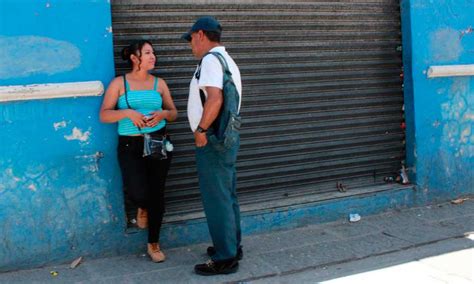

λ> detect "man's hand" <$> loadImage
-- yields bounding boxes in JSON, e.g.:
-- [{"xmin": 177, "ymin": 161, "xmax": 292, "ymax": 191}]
[
  {"xmin": 194, "ymin": 131, "xmax": 208, "ymax": 147},
  {"xmin": 193, "ymin": 86, "xmax": 222, "ymax": 147}
]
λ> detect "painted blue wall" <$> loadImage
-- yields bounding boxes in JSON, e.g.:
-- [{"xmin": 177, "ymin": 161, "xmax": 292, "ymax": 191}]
[
  {"xmin": 401, "ymin": 0, "xmax": 474, "ymax": 202},
  {"xmin": 0, "ymin": 0, "xmax": 145, "ymax": 271},
  {"xmin": 0, "ymin": 0, "xmax": 113, "ymax": 85}
]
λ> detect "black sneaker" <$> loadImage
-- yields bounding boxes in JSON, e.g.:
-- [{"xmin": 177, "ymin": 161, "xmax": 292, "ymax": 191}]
[
  {"xmin": 194, "ymin": 259, "xmax": 239, "ymax": 276},
  {"xmin": 207, "ymin": 245, "xmax": 243, "ymax": 260}
]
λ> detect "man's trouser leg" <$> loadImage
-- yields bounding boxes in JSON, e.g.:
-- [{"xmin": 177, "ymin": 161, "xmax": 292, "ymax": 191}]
[
  {"xmin": 196, "ymin": 140, "xmax": 240, "ymax": 261},
  {"xmin": 231, "ymin": 169, "xmax": 242, "ymax": 248}
]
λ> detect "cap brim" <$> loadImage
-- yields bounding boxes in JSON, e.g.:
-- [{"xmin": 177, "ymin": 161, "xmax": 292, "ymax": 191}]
[{"xmin": 181, "ymin": 32, "xmax": 192, "ymax": 42}]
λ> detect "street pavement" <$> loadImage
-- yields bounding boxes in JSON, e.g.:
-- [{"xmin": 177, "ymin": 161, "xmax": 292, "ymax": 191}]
[{"xmin": 1, "ymin": 198, "xmax": 473, "ymax": 283}]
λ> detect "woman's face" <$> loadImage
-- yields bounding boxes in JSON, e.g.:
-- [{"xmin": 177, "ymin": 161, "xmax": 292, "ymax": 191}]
[{"xmin": 134, "ymin": 43, "xmax": 156, "ymax": 71}]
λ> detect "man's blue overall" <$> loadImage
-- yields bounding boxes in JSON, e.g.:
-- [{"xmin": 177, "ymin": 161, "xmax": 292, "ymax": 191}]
[
  {"xmin": 195, "ymin": 135, "xmax": 241, "ymax": 261},
  {"xmin": 195, "ymin": 52, "xmax": 242, "ymax": 261}
]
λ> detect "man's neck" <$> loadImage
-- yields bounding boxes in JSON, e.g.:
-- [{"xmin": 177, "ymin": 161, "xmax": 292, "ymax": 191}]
[
  {"xmin": 208, "ymin": 42, "xmax": 221, "ymax": 50},
  {"xmin": 198, "ymin": 42, "xmax": 222, "ymax": 59},
  {"xmin": 204, "ymin": 43, "xmax": 222, "ymax": 55}
]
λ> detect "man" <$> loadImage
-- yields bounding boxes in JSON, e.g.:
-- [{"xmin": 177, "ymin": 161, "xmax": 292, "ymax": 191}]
[{"xmin": 182, "ymin": 16, "xmax": 243, "ymax": 276}]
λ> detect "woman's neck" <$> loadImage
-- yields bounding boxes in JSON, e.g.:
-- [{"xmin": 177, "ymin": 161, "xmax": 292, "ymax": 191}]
[{"xmin": 129, "ymin": 69, "xmax": 149, "ymax": 81}]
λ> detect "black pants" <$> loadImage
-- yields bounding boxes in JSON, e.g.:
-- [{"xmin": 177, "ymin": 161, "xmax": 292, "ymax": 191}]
[{"xmin": 117, "ymin": 130, "xmax": 172, "ymax": 243}]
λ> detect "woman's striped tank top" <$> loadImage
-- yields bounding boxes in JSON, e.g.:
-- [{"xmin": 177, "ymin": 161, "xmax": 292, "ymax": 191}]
[{"xmin": 117, "ymin": 75, "xmax": 166, "ymax": 135}]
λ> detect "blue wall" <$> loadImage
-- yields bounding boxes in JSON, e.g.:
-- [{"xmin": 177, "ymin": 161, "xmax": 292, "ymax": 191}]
[
  {"xmin": 0, "ymin": 0, "xmax": 141, "ymax": 271},
  {"xmin": 401, "ymin": 0, "xmax": 474, "ymax": 202}
]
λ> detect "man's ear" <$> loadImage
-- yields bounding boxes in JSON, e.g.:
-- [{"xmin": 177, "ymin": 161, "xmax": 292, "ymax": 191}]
[{"xmin": 198, "ymin": 30, "xmax": 205, "ymax": 41}]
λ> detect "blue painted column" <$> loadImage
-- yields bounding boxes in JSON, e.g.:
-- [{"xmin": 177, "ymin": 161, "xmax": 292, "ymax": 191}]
[
  {"xmin": 401, "ymin": 0, "xmax": 474, "ymax": 202},
  {"xmin": 0, "ymin": 0, "xmax": 145, "ymax": 271}
]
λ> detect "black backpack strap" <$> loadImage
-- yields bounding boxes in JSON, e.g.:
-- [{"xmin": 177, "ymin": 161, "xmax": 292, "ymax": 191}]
[
  {"xmin": 123, "ymin": 74, "xmax": 132, "ymax": 109},
  {"xmin": 208, "ymin": 52, "xmax": 232, "ymax": 78},
  {"xmin": 195, "ymin": 52, "xmax": 232, "ymax": 107},
  {"xmin": 195, "ymin": 56, "xmax": 206, "ymax": 107}
]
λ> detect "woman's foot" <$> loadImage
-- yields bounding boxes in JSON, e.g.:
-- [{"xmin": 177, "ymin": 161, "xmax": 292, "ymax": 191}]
[
  {"xmin": 137, "ymin": 208, "xmax": 148, "ymax": 229},
  {"xmin": 147, "ymin": 243, "xmax": 166, "ymax": 263}
]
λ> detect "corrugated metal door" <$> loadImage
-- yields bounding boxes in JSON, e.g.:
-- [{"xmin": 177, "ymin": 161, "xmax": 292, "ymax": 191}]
[{"xmin": 111, "ymin": 0, "xmax": 405, "ymax": 221}]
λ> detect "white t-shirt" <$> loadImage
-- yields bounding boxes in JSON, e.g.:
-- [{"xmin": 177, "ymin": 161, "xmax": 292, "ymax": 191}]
[{"xmin": 187, "ymin": 46, "xmax": 242, "ymax": 132}]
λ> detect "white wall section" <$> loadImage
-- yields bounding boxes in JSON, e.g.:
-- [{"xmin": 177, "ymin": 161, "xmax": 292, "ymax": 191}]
[{"xmin": 0, "ymin": 81, "xmax": 104, "ymax": 102}]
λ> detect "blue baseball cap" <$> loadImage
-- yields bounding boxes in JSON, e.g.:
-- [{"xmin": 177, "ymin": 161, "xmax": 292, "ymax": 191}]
[{"xmin": 181, "ymin": 16, "xmax": 222, "ymax": 42}]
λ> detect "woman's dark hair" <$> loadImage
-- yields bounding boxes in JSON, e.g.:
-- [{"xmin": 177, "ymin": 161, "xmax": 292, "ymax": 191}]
[{"xmin": 121, "ymin": 40, "xmax": 153, "ymax": 70}]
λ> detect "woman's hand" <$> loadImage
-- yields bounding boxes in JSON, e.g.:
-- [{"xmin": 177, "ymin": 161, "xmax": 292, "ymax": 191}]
[
  {"xmin": 126, "ymin": 109, "xmax": 147, "ymax": 128},
  {"xmin": 145, "ymin": 110, "xmax": 166, "ymax": 127}
]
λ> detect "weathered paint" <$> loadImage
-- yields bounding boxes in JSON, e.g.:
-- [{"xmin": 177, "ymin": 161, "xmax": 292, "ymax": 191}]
[
  {"xmin": 0, "ymin": 0, "xmax": 114, "ymax": 86},
  {"xmin": 0, "ymin": 36, "xmax": 81, "ymax": 79},
  {"xmin": 53, "ymin": 120, "xmax": 67, "ymax": 130},
  {"xmin": 0, "ymin": 0, "xmax": 125, "ymax": 271},
  {"xmin": 401, "ymin": 0, "xmax": 474, "ymax": 201}
]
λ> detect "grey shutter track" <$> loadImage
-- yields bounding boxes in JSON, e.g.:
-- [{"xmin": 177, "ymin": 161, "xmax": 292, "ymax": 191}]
[{"xmin": 111, "ymin": 0, "xmax": 404, "ymax": 221}]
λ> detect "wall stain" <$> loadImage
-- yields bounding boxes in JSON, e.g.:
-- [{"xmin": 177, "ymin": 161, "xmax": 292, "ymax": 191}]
[
  {"xmin": 0, "ymin": 159, "xmax": 113, "ymax": 266},
  {"xmin": 460, "ymin": 26, "xmax": 473, "ymax": 39},
  {"xmin": 429, "ymin": 28, "xmax": 463, "ymax": 62},
  {"xmin": 0, "ymin": 36, "xmax": 81, "ymax": 79},
  {"xmin": 0, "ymin": 168, "xmax": 21, "ymax": 194},
  {"xmin": 27, "ymin": 184, "xmax": 37, "ymax": 192},
  {"xmin": 53, "ymin": 121, "xmax": 67, "ymax": 131},
  {"xmin": 75, "ymin": 152, "xmax": 104, "ymax": 172},
  {"xmin": 64, "ymin": 127, "xmax": 91, "ymax": 143},
  {"xmin": 441, "ymin": 78, "xmax": 474, "ymax": 158}
]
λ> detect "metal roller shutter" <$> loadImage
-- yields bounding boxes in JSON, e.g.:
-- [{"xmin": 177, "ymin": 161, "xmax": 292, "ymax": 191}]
[{"xmin": 111, "ymin": 0, "xmax": 405, "ymax": 222}]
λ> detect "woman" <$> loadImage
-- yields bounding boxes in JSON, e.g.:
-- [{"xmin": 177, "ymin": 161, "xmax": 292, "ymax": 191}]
[{"xmin": 99, "ymin": 40, "xmax": 177, "ymax": 263}]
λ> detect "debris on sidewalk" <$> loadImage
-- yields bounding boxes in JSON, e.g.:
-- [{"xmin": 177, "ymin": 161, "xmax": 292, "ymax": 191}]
[
  {"xmin": 383, "ymin": 176, "xmax": 395, "ymax": 182},
  {"xmin": 337, "ymin": 181, "xmax": 347, "ymax": 192},
  {"xmin": 451, "ymin": 197, "xmax": 470, "ymax": 205},
  {"xmin": 399, "ymin": 166, "xmax": 409, "ymax": 184},
  {"xmin": 464, "ymin": 232, "xmax": 474, "ymax": 240},
  {"xmin": 70, "ymin": 257, "xmax": 83, "ymax": 269},
  {"xmin": 50, "ymin": 271, "xmax": 58, "ymax": 277},
  {"xmin": 349, "ymin": 213, "xmax": 361, "ymax": 222}
]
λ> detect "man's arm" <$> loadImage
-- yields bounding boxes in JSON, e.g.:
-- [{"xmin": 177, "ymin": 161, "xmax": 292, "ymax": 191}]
[{"xmin": 194, "ymin": 86, "xmax": 223, "ymax": 147}]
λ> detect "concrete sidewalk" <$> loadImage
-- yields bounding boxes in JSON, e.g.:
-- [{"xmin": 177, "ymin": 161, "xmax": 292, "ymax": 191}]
[{"xmin": 1, "ymin": 198, "xmax": 473, "ymax": 283}]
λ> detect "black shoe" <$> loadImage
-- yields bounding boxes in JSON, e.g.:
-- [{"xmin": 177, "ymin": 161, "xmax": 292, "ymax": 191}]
[
  {"xmin": 207, "ymin": 245, "xmax": 243, "ymax": 260},
  {"xmin": 194, "ymin": 259, "xmax": 239, "ymax": 276}
]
